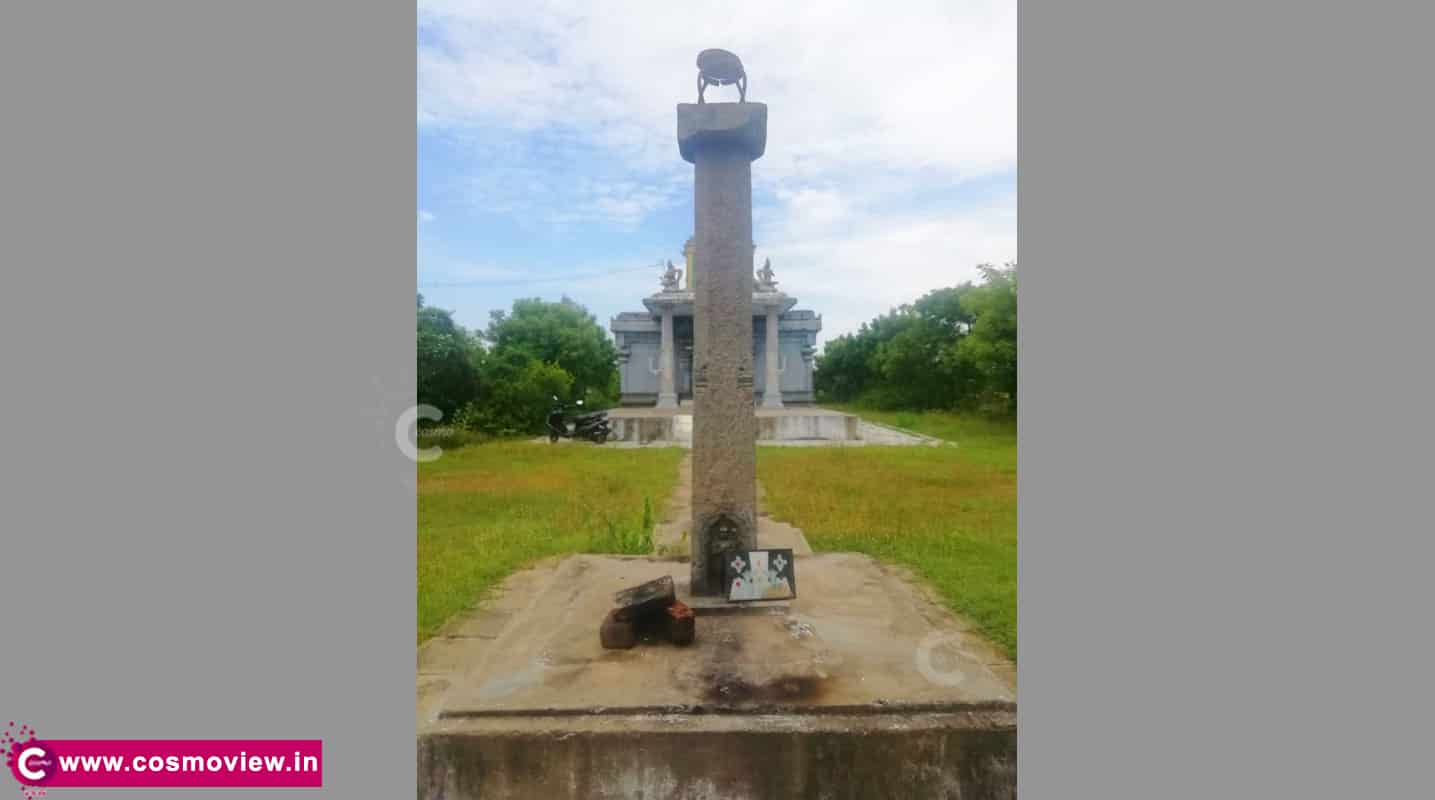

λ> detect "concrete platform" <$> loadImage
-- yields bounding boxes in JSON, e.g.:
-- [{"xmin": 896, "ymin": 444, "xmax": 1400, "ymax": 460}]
[
  {"xmin": 607, "ymin": 405, "xmax": 859, "ymax": 443},
  {"xmin": 418, "ymin": 554, "xmax": 1016, "ymax": 799}
]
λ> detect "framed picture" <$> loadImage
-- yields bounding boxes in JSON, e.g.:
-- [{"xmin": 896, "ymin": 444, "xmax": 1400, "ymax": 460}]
[{"xmin": 723, "ymin": 548, "xmax": 796, "ymax": 602}]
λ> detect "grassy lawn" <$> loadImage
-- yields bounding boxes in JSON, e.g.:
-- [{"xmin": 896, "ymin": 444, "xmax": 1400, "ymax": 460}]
[
  {"xmin": 823, "ymin": 403, "xmax": 1016, "ymax": 468},
  {"xmin": 759, "ymin": 408, "xmax": 1016, "ymax": 658},
  {"xmin": 418, "ymin": 441, "xmax": 684, "ymax": 643},
  {"xmin": 417, "ymin": 409, "xmax": 1015, "ymax": 659}
]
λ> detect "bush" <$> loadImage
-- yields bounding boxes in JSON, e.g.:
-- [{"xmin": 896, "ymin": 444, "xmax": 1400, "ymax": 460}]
[
  {"xmin": 483, "ymin": 297, "xmax": 618, "ymax": 404},
  {"xmin": 468, "ymin": 351, "xmax": 574, "ymax": 436},
  {"xmin": 417, "ymin": 295, "xmax": 621, "ymax": 439},
  {"xmin": 415, "ymin": 425, "xmax": 489, "ymax": 450},
  {"xmin": 417, "ymin": 298, "xmax": 482, "ymax": 419},
  {"xmin": 854, "ymin": 384, "xmax": 927, "ymax": 411}
]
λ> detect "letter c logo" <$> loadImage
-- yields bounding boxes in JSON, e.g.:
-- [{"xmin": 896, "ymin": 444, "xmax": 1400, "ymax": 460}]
[
  {"xmin": 397, "ymin": 404, "xmax": 443, "ymax": 462},
  {"xmin": 17, "ymin": 746, "xmax": 49, "ymax": 781}
]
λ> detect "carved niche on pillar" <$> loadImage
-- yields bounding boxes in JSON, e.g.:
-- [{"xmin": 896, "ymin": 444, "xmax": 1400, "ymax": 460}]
[{"xmin": 703, "ymin": 514, "xmax": 744, "ymax": 596}]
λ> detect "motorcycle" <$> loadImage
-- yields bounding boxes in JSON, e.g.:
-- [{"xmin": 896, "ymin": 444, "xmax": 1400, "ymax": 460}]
[{"xmin": 546, "ymin": 397, "xmax": 612, "ymax": 444}]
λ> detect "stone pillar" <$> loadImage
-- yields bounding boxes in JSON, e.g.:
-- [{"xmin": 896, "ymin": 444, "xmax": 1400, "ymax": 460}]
[
  {"xmin": 656, "ymin": 307, "xmax": 678, "ymax": 409},
  {"xmin": 761, "ymin": 307, "xmax": 784, "ymax": 409},
  {"xmin": 678, "ymin": 100, "xmax": 767, "ymax": 596},
  {"xmin": 683, "ymin": 237, "xmax": 696, "ymax": 291}
]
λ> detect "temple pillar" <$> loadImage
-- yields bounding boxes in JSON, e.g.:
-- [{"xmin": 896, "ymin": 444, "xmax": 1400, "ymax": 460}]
[
  {"xmin": 683, "ymin": 237, "xmax": 696, "ymax": 291},
  {"xmin": 761, "ymin": 306, "xmax": 784, "ymax": 408},
  {"xmin": 656, "ymin": 307, "xmax": 678, "ymax": 409}
]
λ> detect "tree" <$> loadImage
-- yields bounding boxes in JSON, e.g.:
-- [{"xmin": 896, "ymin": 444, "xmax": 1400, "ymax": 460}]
[
  {"xmin": 813, "ymin": 332, "xmax": 875, "ymax": 403},
  {"xmin": 482, "ymin": 297, "xmax": 617, "ymax": 404},
  {"xmin": 813, "ymin": 263, "xmax": 1016, "ymax": 414},
  {"xmin": 952, "ymin": 263, "xmax": 1017, "ymax": 412},
  {"xmin": 417, "ymin": 294, "xmax": 480, "ymax": 419},
  {"xmin": 463, "ymin": 349, "xmax": 573, "ymax": 436}
]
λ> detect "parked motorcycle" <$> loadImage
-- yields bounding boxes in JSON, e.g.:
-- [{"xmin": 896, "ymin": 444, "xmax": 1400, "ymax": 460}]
[{"xmin": 546, "ymin": 397, "xmax": 612, "ymax": 444}]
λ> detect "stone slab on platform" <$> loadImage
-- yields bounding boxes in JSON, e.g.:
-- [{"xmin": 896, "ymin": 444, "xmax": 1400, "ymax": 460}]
[
  {"xmin": 607, "ymin": 406, "xmax": 858, "ymax": 443},
  {"xmin": 418, "ymin": 552, "xmax": 1015, "ymax": 799},
  {"xmin": 757, "ymin": 409, "xmax": 858, "ymax": 441}
]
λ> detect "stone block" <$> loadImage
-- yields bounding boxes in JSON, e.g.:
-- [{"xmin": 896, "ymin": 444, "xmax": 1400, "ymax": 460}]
[
  {"xmin": 612, "ymin": 575, "xmax": 676, "ymax": 621},
  {"xmin": 599, "ymin": 610, "xmax": 636, "ymax": 650},
  {"xmin": 665, "ymin": 601, "xmax": 695, "ymax": 646},
  {"xmin": 676, "ymin": 102, "xmax": 767, "ymax": 163}
]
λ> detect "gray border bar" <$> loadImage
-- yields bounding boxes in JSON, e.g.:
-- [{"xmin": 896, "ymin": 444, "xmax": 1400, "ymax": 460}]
[
  {"xmin": 1022, "ymin": 0, "xmax": 1432, "ymax": 796},
  {"xmin": 0, "ymin": 3, "xmax": 414, "ymax": 798}
]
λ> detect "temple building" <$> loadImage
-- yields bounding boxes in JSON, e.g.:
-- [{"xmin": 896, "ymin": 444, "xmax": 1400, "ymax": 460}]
[{"xmin": 611, "ymin": 239, "xmax": 822, "ymax": 408}]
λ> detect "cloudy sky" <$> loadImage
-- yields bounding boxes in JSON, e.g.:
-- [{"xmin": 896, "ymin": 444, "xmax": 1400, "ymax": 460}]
[{"xmin": 417, "ymin": 0, "xmax": 1015, "ymax": 344}]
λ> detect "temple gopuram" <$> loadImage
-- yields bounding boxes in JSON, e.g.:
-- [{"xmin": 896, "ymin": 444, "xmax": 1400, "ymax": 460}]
[{"xmin": 610, "ymin": 238, "xmax": 822, "ymax": 408}]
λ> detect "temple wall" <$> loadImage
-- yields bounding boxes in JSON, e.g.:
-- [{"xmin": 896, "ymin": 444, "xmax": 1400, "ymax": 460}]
[
  {"xmin": 614, "ymin": 309, "xmax": 819, "ymax": 406},
  {"xmin": 613, "ymin": 314, "xmax": 661, "ymax": 404},
  {"xmin": 752, "ymin": 328, "xmax": 816, "ymax": 403}
]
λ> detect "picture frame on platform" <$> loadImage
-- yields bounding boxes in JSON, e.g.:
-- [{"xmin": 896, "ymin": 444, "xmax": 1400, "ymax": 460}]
[{"xmin": 723, "ymin": 548, "xmax": 796, "ymax": 602}]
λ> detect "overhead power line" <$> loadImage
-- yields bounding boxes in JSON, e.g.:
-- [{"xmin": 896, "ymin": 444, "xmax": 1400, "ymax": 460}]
[{"xmin": 419, "ymin": 263, "xmax": 658, "ymax": 289}]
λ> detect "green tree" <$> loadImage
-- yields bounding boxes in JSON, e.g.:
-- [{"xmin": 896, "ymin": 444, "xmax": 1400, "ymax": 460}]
[
  {"xmin": 465, "ymin": 349, "xmax": 573, "ymax": 436},
  {"xmin": 813, "ymin": 264, "xmax": 1015, "ymax": 414},
  {"xmin": 483, "ymin": 297, "xmax": 618, "ymax": 404},
  {"xmin": 417, "ymin": 294, "xmax": 480, "ymax": 419},
  {"xmin": 952, "ymin": 263, "xmax": 1017, "ymax": 413},
  {"xmin": 813, "ymin": 332, "xmax": 875, "ymax": 402}
]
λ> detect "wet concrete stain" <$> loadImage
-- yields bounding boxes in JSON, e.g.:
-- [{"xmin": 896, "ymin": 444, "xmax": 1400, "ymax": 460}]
[{"xmin": 701, "ymin": 672, "xmax": 828, "ymax": 705}]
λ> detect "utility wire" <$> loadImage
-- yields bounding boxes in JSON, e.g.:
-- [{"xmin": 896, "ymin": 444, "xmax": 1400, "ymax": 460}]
[{"xmin": 419, "ymin": 263, "xmax": 659, "ymax": 289}]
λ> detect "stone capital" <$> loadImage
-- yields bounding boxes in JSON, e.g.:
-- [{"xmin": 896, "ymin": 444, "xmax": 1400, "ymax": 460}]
[
  {"xmin": 676, "ymin": 102, "xmax": 767, "ymax": 163},
  {"xmin": 754, "ymin": 292, "xmax": 796, "ymax": 314}
]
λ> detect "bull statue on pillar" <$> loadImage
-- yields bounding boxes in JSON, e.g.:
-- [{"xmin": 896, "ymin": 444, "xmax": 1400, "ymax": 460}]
[{"xmin": 696, "ymin": 48, "xmax": 747, "ymax": 103}]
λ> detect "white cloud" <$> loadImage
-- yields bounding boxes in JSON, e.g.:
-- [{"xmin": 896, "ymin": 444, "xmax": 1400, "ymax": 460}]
[
  {"xmin": 454, "ymin": 161, "xmax": 684, "ymax": 230},
  {"xmin": 418, "ymin": 0, "xmax": 1016, "ymax": 341},
  {"xmin": 419, "ymin": 254, "xmax": 672, "ymax": 336},
  {"xmin": 418, "ymin": 209, "xmax": 436, "ymax": 223},
  {"xmin": 425, "ymin": 262, "xmax": 532, "ymax": 284},
  {"xmin": 758, "ymin": 191, "xmax": 1016, "ymax": 340},
  {"xmin": 418, "ymin": 0, "xmax": 1015, "ymax": 199}
]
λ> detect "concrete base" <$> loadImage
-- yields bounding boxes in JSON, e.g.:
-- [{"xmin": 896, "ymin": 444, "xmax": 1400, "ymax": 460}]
[
  {"xmin": 420, "ymin": 711, "xmax": 1014, "ymax": 800},
  {"xmin": 608, "ymin": 406, "xmax": 858, "ymax": 443},
  {"xmin": 418, "ymin": 554, "xmax": 1015, "ymax": 799}
]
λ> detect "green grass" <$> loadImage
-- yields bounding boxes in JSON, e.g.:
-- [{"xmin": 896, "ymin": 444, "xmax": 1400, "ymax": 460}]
[
  {"xmin": 823, "ymin": 403, "xmax": 1016, "ymax": 469},
  {"xmin": 418, "ymin": 441, "xmax": 684, "ymax": 643},
  {"xmin": 759, "ymin": 409, "xmax": 1016, "ymax": 658},
  {"xmin": 416, "ymin": 408, "xmax": 1015, "ymax": 659}
]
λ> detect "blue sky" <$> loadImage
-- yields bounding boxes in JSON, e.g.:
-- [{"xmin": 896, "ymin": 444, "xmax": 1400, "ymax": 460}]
[{"xmin": 418, "ymin": 0, "xmax": 1016, "ymax": 345}]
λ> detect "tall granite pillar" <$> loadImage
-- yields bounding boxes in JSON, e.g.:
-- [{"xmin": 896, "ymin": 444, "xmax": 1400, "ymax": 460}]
[
  {"xmin": 761, "ymin": 307, "xmax": 784, "ymax": 409},
  {"xmin": 678, "ymin": 100, "xmax": 767, "ymax": 596},
  {"xmin": 656, "ymin": 308, "xmax": 678, "ymax": 409}
]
